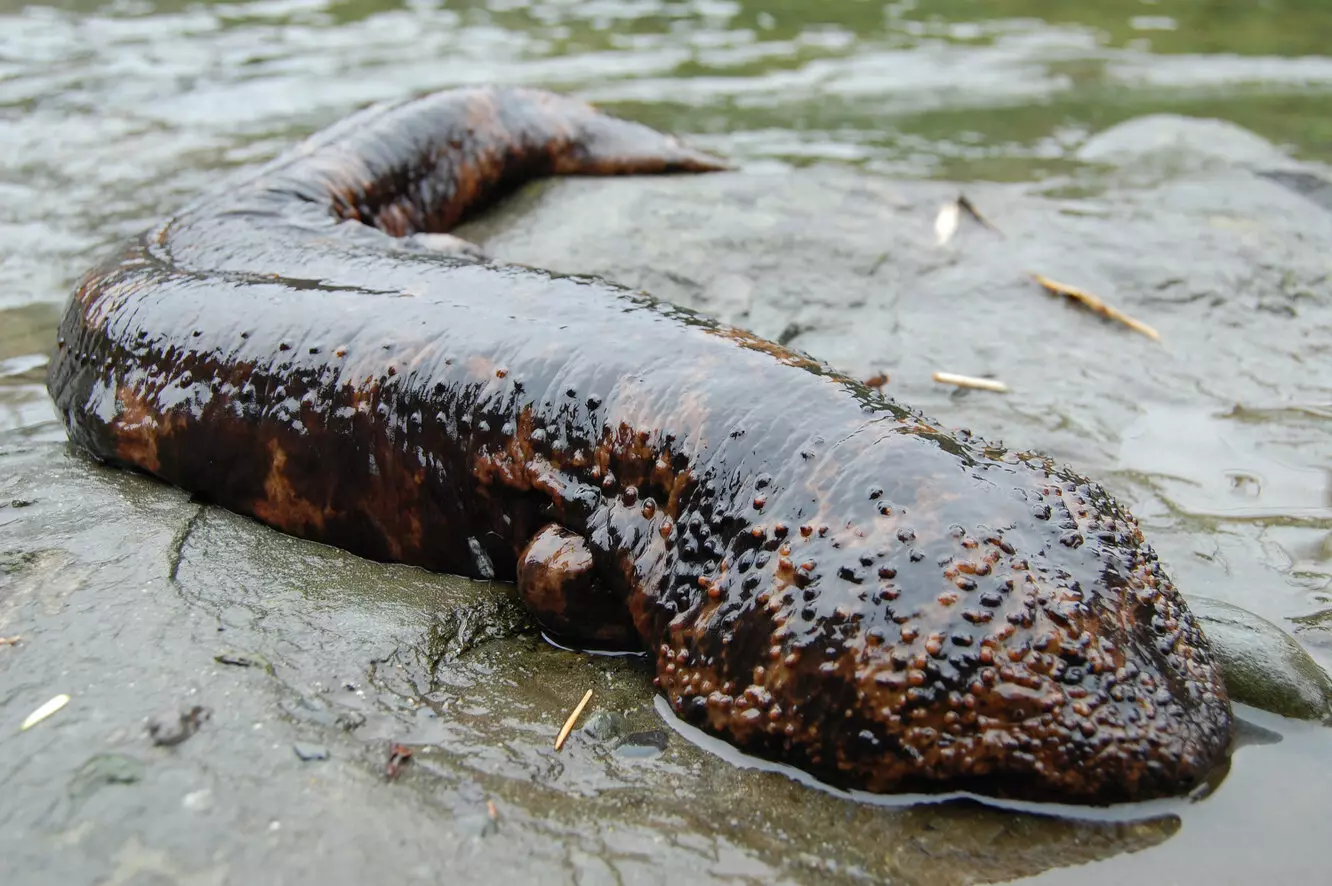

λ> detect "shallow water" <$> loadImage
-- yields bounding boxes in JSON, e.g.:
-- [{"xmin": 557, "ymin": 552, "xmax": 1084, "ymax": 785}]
[{"xmin": 3, "ymin": 1, "xmax": 1332, "ymax": 883}]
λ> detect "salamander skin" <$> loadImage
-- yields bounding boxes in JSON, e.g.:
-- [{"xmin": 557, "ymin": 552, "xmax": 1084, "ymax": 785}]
[{"xmin": 47, "ymin": 86, "xmax": 1233, "ymax": 804}]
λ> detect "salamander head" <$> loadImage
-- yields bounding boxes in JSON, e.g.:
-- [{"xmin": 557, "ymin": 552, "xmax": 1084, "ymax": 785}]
[{"xmin": 652, "ymin": 436, "xmax": 1234, "ymax": 804}]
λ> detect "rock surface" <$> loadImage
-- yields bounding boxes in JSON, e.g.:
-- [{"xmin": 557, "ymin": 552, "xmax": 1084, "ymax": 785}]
[
  {"xmin": 1188, "ymin": 597, "xmax": 1332, "ymax": 722},
  {"xmin": 6, "ymin": 124, "xmax": 1332, "ymax": 884}
]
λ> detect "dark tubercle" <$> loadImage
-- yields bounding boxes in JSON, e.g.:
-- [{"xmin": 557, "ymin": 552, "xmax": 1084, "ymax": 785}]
[{"xmin": 46, "ymin": 86, "xmax": 1233, "ymax": 805}]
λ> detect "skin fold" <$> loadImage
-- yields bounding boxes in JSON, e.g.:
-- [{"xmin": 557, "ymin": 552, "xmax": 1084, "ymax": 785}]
[{"xmin": 47, "ymin": 86, "xmax": 1233, "ymax": 804}]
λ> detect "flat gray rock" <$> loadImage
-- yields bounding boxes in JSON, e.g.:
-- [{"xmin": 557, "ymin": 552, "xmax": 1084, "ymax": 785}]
[{"xmin": 6, "ymin": 146, "xmax": 1332, "ymax": 884}]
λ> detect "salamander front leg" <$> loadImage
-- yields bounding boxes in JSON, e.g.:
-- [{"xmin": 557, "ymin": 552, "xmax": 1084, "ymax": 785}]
[{"xmin": 517, "ymin": 524, "xmax": 639, "ymax": 650}]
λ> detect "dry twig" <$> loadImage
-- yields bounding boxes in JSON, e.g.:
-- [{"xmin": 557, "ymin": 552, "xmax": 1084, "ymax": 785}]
[
  {"xmin": 555, "ymin": 689, "xmax": 594, "ymax": 751},
  {"xmin": 932, "ymin": 372, "xmax": 1010, "ymax": 394},
  {"xmin": 957, "ymin": 195, "xmax": 1003, "ymax": 234},
  {"xmin": 1032, "ymin": 273, "xmax": 1160, "ymax": 341}
]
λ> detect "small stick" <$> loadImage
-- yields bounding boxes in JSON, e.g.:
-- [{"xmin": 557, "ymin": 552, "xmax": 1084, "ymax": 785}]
[
  {"xmin": 0, "ymin": 636, "xmax": 20, "ymax": 646},
  {"xmin": 1032, "ymin": 273, "xmax": 1161, "ymax": 341},
  {"xmin": 555, "ymin": 689, "xmax": 594, "ymax": 751},
  {"xmin": 956, "ymin": 194, "xmax": 1003, "ymax": 235},
  {"xmin": 932, "ymin": 372, "xmax": 1010, "ymax": 393},
  {"xmin": 20, "ymin": 694, "xmax": 70, "ymax": 731}
]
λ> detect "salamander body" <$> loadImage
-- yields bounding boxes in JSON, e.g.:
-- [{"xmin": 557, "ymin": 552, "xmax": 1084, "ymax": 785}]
[{"xmin": 47, "ymin": 87, "xmax": 1233, "ymax": 803}]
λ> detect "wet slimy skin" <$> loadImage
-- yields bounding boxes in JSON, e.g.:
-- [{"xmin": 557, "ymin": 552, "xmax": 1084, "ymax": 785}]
[{"xmin": 47, "ymin": 87, "xmax": 1233, "ymax": 804}]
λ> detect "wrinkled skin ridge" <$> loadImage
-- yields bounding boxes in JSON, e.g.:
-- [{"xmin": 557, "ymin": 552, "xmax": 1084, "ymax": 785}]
[{"xmin": 46, "ymin": 86, "xmax": 1233, "ymax": 804}]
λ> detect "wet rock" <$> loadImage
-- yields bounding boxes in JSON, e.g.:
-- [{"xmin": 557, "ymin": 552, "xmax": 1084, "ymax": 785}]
[
  {"xmin": 292, "ymin": 742, "xmax": 330, "ymax": 762},
  {"xmin": 1076, "ymin": 115, "xmax": 1289, "ymax": 167},
  {"xmin": 1256, "ymin": 169, "xmax": 1332, "ymax": 213},
  {"xmin": 146, "ymin": 704, "xmax": 211, "ymax": 746},
  {"xmin": 615, "ymin": 730, "xmax": 669, "ymax": 758},
  {"xmin": 1189, "ymin": 596, "xmax": 1332, "ymax": 722},
  {"xmin": 426, "ymin": 594, "xmax": 531, "ymax": 664},
  {"xmin": 6, "ymin": 109, "xmax": 1332, "ymax": 883},
  {"xmin": 67, "ymin": 753, "xmax": 144, "ymax": 803},
  {"xmin": 582, "ymin": 710, "xmax": 628, "ymax": 742},
  {"xmin": 0, "ymin": 549, "xmax": 40, "ymax": 575},
  {"xmin": 279, "ymin": 693, "xmax": 340, "ymax": 727}
]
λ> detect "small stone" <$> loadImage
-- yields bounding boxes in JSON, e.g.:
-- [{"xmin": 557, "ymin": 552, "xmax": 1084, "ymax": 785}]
[
  {"xmin": 582, "ymin": 710, "xmax": 628, "ymax": 742},
  {"xmin": 147, "ymin": 705, "xmax": 211, "ymax": 746},
  {"xmin": 278, "ymin": 695, "xmax": 339, "ymax": 727},
  {"xmin": 1189, "ymin": 596, "xmax": 1332, "ymax": 721},
  {"xmin": 292, "ymin": 742, "xmax": 330, "ymax": 762}
]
